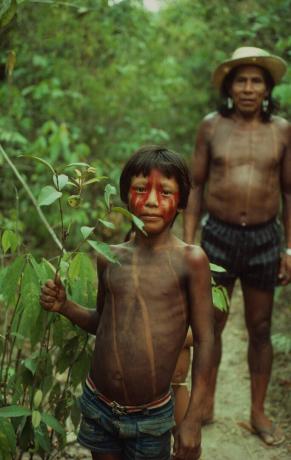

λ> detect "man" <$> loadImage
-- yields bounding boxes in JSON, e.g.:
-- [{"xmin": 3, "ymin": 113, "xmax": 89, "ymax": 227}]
[
  {"xmin": 184, "ymin": 46, "xmax": 291, "ymax": 446},
  {"xmin": 41, "ymin": 146, "xmax": 214, "ymax": 460}
]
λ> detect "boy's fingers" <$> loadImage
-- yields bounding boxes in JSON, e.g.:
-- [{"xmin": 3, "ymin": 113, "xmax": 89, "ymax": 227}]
[
  {"xmin": 46, "ymin": 279, "xmax": 57, "ymax": 289},
  {"xmin": 40, "ymin": 293, "xmax": 56, "ymax": 303},
  {"xmin": 41, "ymin": 285, "xmax": 57, "ymax": 296}
]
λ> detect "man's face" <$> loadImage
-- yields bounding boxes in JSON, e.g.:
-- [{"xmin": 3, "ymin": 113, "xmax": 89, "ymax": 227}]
[
  {"xmin": 128, "ymin": 170, "xmax": 180, "ymax": 234},
  {"xmin": 229, "ymin": 65, "xmax": 268, "ymax": 116}
]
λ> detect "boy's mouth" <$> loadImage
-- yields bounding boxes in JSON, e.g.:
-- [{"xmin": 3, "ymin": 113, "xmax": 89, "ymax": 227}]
[{"xmin": 140, "ymin": 214, "xmax": 161, "ymax": 220}]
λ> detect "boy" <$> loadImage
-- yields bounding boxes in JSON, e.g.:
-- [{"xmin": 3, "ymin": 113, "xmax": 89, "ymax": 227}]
[{"xmin": 40, "ymin": 146, "xmax": 214, "ymax": 460}]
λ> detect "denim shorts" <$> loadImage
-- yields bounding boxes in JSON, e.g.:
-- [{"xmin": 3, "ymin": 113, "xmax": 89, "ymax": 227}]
[{"xmin": 77, "ymin": 383, "xmax": 174, "ymax": 459}]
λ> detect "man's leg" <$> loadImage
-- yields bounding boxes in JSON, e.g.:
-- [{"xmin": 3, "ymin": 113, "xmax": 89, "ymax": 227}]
[
  {"xmin": 203, "ymin": 283, "xmax": 235, "ymax": 424},
  {"xmin": 242, "ymin": 283, "xmax": 284, "ymax": 444}
]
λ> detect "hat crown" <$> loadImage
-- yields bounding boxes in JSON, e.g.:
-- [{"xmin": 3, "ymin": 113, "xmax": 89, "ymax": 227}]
[{"xmin": 231, "ymin": 47, "xmax": 270, "ymax": 60}]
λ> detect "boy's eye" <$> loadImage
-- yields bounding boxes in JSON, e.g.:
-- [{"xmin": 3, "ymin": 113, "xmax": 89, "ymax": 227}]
[
  {"xmin": 162, "ymin": 190, "xmax": 173, "ymax": 196},
  {"xmin": 135, "ymin": 186, "xmax": 146, "ymax": 193}
]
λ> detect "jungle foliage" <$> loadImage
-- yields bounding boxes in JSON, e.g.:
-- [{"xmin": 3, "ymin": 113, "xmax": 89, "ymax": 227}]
[{"xmin": 0, "ymin": 0, "xmax": 290, "ymax": 458}]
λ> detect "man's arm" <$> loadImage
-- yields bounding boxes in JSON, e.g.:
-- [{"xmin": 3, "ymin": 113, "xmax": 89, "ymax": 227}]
[
  {"xmin": 173, "ymin": 246, "xmax": 214, "ymax": 459},
  {"xmin": 40, "ymin": 255, "xmax": 107, "ymax": 334},
  {"xmin": 183, "ymin": 117, "xmax": 212, "ymax": 244},
  {"xmin": 279, "ymin": 122, "xmax": 291, "ymax": 284}
]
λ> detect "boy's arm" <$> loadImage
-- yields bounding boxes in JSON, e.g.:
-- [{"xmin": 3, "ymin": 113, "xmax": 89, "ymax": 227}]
[
  {"xmin": 173, "ymin": 246, "xmax": 214, "ymax": 459},
  {"xmin": 40, "ymin": 255, "xmax": 107, "ymax": 335},
  {"xmin": 183, "ymin": 118, "xmax": 212, "ymax": 244}
]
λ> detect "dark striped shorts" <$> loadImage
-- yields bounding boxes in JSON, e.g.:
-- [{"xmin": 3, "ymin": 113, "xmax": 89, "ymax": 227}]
[{"xmin": 201, "ymin": 214, "xmax": 282, "ymax": 291}]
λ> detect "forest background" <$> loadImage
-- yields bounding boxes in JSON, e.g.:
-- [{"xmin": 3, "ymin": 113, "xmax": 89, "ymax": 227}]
[{"xmin": 0, "ymin": 0, "xmax": 290, "ymax": 459}]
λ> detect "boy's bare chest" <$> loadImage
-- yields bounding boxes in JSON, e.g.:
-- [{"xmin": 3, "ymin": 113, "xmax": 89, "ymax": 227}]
[{"xmin": 104, "ymin": 250, "xmax": 186, "ymax": 303}]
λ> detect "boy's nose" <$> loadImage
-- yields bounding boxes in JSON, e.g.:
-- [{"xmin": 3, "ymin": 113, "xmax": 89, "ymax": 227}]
[{"xmin": 145, "ymin": 188, "xmax": 158, "ymax": 206}]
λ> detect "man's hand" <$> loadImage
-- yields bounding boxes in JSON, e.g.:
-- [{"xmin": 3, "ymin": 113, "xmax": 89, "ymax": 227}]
[
  {"xmin": 278, "ymin": 254, "xmax": 291, "ymax": 285},
  {"xmin": 173, "ymin": 420, "xmax": 201, "ymax": 460},
  {"xmin": 40, "ymin": 276, "xmax": 67, "ymax": 313}
]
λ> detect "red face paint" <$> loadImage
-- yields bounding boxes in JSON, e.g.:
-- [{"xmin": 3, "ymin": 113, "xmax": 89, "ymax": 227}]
[{"xmin": 128, "ymin": 170, "xmax": 180, "ymax": 231}]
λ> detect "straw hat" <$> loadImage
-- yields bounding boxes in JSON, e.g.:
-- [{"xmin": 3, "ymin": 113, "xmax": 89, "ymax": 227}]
[{"xmin": 212, "ymin": 46, "xmax": 287, "ymax": 90}]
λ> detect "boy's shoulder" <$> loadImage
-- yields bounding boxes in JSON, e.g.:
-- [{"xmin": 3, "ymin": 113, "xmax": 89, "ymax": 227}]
[
  {"xmin": 168, "ymin": 238, "xmax": 209, "ymax": 266},
  {"xmin": 183, "ymin": 243, "xmax": 209, "ymax": 268}
]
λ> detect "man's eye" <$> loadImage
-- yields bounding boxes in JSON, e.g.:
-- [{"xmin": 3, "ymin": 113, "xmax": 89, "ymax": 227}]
[
  {"xmin": 162, "ymin": 190, "xmax": 173, "ymax": 196},
  {"xmin": 135, "ymin": 186, "xmax": 146, "ymax": 193}
]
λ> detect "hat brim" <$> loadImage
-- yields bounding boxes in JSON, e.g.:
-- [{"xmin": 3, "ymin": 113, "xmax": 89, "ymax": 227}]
[{"xmin": 212, "ymin": 55, "xmax": 287, "ymax": 90}]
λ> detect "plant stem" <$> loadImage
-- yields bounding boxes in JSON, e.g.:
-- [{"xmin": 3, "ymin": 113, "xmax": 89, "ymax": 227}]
[{"xmin": 0, "ymin": 144, "xmax": 64, "ymax": 252}]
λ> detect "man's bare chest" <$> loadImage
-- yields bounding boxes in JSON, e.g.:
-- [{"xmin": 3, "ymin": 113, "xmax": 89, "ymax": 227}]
[{"xmin": 210, "ymin": 123, "xmax": 283, "ymax": 170}]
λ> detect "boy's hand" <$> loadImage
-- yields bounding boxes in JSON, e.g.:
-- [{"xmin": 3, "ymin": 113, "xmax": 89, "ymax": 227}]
[
  {"xmin": 40, "ymin": 276, "xmax": 67, "ymax": 313},
  {"xmin": 173, "ymin": 420, "xmax": 201, "ymax": 460}
]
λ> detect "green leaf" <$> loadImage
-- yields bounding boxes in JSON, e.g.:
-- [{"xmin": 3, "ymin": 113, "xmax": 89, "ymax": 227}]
[
  {"xmin": 132, "ymin": 215, "xmax": 146, "ymax": 234},
  {"xmin": 22, "ymin": 357, "xmax": 38, "ymax": 375},
  {"xmin": 0, "ymin": 405, "xmax": 31, "ymax": 418},
  {"xmin": 0, "ymin": 0, "xmax": 17, "ymax": 29},
  {"xmin": 53, "ymin": 174, "xmax": 69, "ymax": 191},
  {"xmin": 13, "ymin": 263, "xmax": 45, "ymax": 346},
  {"xmin": 0, "ymin": 255, "xmax": 26, "ymax": 305},
  {"xmin": 33, "ymin": 390, "xmax": 43, "ymax": 409},
  {"xmin": 104, "ymin": 184, "xmax": 117, "ymax": 210},
  {"xmin": 30, "ymin": 256, "xmax": 55, "ymax": 284},
  {"xmin": 212, "ymin": 285, "xmax": 229, "ymax": 312},
  {"xmin": 19, "ymin": 155, "xmax": 55, "ymax": 174},
  {"xmin": 111, "ymin": 206, "xmax": 132, "ymax": 219},
  {"xmin": 80, "ymin": 226, "xmax": 95, "ymax": 239},
  {"xmin": 64, "ymin": 162, "xmax": 90, "ymax": 168},
  {"xmin": 41, "ymin": 412, "xmax": 65, "ymax": 435},
  {"xmin": 32, "ymin": 410, "xmax": 41, "ymax": 428},
  {"xmin": 210, "ymin": 263, "xmax": 226, "ymax": 273},
  {"xmin": 111, "ymin": 207, "xmax": 146, "ymax": 235},
  {"xmin": 83, "ymin": 177, "xmax": 106, "ymax": 186},
  {"xmin": 88, "ymin": 240, "xmax": 119, "ymax": 264},
  {"xmin": 98, "ymin": 218, "xmax": 115, "ymax": 230},
  {"xmin": 68, "ymin": 253, "xmax": 96, "ymax": 308},
  {"xmin": 1, "ymin": 229, "xmax": 20, "ymax": 254},
  {"xmin": 0, "ymin": 418, "xmax": 16, "ymax": 456},
  {"xmin": 38, "ymin": 186, "xmax": 62, "ymax": 206},
  {"xmin": 34, "ymin": 423, "xmax": 51, "ymax": 452},
  {"xmin": 70, "ymin": 349, "xmax": 91, "ymax": 387}
]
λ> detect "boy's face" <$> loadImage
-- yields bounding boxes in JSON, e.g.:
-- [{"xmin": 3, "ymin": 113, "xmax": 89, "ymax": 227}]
[{"xmin": 128, "ymin": 169, "xmax": 180, "ymax": 234}]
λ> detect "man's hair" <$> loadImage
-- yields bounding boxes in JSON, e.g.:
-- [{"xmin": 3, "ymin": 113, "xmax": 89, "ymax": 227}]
[
  {"xmin": 218, "ymin": 65, "xmax": 279, "ymax": 122},
  {"xmin": 120, "ymin": 145, "xmax": 191, "ymax": 209}
]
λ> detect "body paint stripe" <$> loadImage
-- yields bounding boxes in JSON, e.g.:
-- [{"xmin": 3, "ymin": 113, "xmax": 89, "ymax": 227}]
[
  {"xmin": 132, "ymin": 251, "xmax": 156, "ymax": 397},
  {"xmin": 106, "ymin": 268, "xmax": 129, "ymax": 401}
]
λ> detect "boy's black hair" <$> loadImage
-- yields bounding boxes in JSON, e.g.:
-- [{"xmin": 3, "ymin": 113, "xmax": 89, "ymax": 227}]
[
  {"xmin": 218, "ymin": 65, "xmax": 279, "ymax": 122},
  {"xmin": 120, "ymin": 145, "xmax": 191, "ymax": 209}
]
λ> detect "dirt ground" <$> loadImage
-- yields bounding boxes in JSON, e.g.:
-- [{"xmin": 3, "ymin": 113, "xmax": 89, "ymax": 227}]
[{"xmin": 201, "ymin": 282, "xmax": 291, "ymax": 460}]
